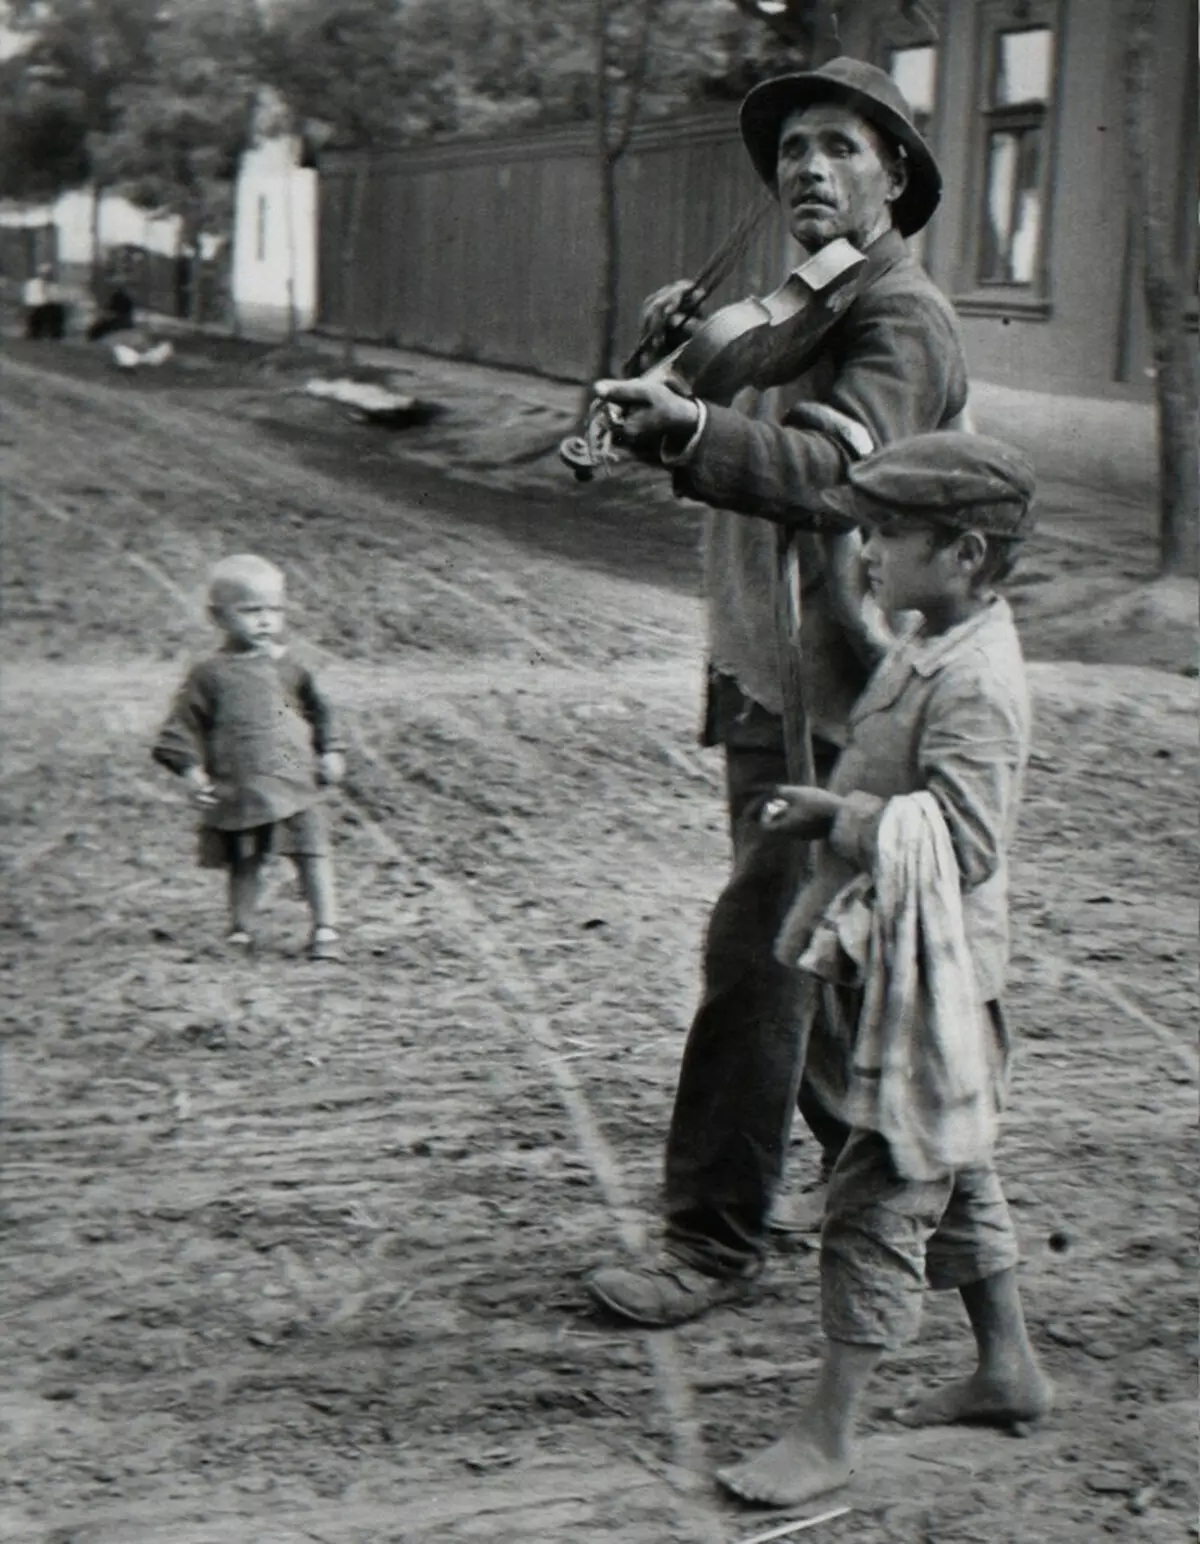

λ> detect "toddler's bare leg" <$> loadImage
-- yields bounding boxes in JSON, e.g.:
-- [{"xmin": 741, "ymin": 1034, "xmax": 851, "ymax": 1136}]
[
  {"xmin": 295, "ymin": 855, "xmax": 338, "ymax": 935},
  {"xmin": 716, "ymin": 1340, "xmax": 880, "ymax": 1507},
  {"xmin": 228, "ymin": 852, "xmax": 265, "ymax": 938},
  {"xmin": 895, "ymin": 1268, "xmax": 1052, "ymax": 1427}
]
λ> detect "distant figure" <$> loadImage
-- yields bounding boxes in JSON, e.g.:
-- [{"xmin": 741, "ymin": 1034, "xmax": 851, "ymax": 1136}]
[
  {"xmin": 152, "ymin": 554, "xmax": 347, "ymax": 962},
  {"xmin": 86, "ymin": 283, "xmax": 136, "ymax": 342},
  {"xmin": 23, "ymin": 264, "xmax": 66, "ymax": 339}
]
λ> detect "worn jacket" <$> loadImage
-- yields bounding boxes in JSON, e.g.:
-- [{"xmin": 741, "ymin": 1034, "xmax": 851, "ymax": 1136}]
[
  {"xmin": 672, "ymin": 229, "xmax": 969, "ymax": 749},
  {"xmin": 781, "ymin": 597, "xmax": 1031, "ymax": 1002}
]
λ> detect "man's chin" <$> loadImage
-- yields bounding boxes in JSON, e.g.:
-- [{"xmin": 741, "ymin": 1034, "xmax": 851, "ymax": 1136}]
[{"xmin": 788, "ymin": 215, "xmax": 842, "ymax": 251}]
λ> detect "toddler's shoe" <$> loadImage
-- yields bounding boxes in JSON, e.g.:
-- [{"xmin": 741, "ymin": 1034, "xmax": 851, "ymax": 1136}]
[
  {"xmin": 226, "ymin": 929, "xmax": 255, "ymax": 954},
  {"xmin": 307, "ymin": 928, "xmax": 343, "ymax": 963}
]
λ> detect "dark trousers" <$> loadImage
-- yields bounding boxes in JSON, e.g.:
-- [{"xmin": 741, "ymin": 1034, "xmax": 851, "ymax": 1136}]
[
  {"xmin": 664, "ymin": 737, "xmax": 849, "ymax": 1277},
  {"xmin": 26, "ymin": 303, "xmax": 65, "ymax": 339}
]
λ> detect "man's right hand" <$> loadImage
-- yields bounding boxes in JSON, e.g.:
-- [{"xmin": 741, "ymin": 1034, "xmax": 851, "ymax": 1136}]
[{"xmin": 640, "ymin": 278, "xmax": 697, "ymax": 336}]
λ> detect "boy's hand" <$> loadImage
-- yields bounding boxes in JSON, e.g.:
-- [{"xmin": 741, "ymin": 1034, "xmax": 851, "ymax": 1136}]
[
  {"xmin": 760, "ymin": 785, "xmax": 842, "ymax": 839},
  {"xmin": 183, "ymin": 766, "xmax": 218, "ymax": 809},
  {"xmin": 318, "ymin": 751, "xmax": 346, "ymax": 787}
]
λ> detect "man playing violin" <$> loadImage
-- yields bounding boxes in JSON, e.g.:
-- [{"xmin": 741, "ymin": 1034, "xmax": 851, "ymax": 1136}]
[{"xmin": 584, "ymin": 57, "xmax": 971, "ymax": 1327}]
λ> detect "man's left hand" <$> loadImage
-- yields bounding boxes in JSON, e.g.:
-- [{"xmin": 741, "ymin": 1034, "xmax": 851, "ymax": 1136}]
[{"xmin": 594, "ymin": 378, "xmax": 700, "ymax": 454}]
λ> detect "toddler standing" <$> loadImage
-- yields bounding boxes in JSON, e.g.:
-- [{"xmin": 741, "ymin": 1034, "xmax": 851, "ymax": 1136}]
[{"xmin": 153, "ymin": 554, "xmax": 346, "ymax": 960}]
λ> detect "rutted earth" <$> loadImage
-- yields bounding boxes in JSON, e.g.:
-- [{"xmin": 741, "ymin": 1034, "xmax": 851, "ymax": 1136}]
[{"xmin": 1, "ymin": 337, "xmax": 1196, "ymax": 1544}]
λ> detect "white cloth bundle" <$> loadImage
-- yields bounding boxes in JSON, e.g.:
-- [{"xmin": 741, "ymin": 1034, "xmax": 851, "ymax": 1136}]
[{"xmin": 796, "ymin": 791, "xmax": 1001, "ymax": 1181}]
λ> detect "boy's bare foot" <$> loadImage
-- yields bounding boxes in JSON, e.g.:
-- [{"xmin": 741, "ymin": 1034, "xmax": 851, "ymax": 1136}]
[
  {"xmin": 716, "ymin": 1428, "xmax": 853, "ymax": 1509},
  {"xmin": 893, "ymin": 1365, "xmax": 1054, "ymax": 1429}
]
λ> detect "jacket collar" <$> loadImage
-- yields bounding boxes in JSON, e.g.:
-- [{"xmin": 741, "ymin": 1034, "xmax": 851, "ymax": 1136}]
[
  {"xmin": 865, "ymin": 227, "xmax": 909, "ymax": 268},
  {"xmin": 909, "ymin": 595, "xmax": 1012, "ymax": 677}
]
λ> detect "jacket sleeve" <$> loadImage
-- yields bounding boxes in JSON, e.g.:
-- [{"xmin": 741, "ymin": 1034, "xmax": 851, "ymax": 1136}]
[
  {"xmin": 151, "ymin": 665, "xmax": 213, "ymax": 776},
  {"xmin": 916, "ymin": 669, "xmax": 1026, "ymax": 890},
  {"xmin": 671, "ymin": 286, "xmax": 967, "ymax": 527}
]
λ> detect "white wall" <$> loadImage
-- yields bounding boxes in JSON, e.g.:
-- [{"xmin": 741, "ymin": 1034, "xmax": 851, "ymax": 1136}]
[
  {"xmin": 0, "ymin": 189, "xmax": 180, "ymax": 272},
  {"xmin": 53, "ymin": 189, "xmax": 181, "ymax": 264},
  {"xmin": 231, "ymin": 138, "xmax": 317, "ymax": 334}
]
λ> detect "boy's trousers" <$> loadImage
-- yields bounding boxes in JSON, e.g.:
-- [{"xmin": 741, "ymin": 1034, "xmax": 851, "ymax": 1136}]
[{"xmin": 821, "ymin": 1010, "xmax": 1019, "ymax": 1351}]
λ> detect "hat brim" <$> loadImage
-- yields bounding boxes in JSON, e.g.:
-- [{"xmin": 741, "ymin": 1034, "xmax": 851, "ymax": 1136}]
[{"xmin": 739, "ymin": 73, "xmax": 942, "ymax": 237}]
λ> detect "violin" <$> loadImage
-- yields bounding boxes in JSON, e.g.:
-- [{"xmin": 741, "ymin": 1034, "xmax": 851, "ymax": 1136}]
[{"xmin": 559, "ymin": 236, "xmax": 870, "ymax": 481}]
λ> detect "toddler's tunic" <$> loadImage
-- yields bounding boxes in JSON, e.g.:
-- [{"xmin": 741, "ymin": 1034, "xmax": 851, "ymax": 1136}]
[{"xmin": 153, "ymin": 648, "xmax": 342, "ymax": 866}]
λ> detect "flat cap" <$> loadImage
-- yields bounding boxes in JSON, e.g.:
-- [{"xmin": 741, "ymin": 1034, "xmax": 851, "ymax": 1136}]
[{"xmin": 822, "ymin": 431, "xmax": 1037, "ymax": 537}]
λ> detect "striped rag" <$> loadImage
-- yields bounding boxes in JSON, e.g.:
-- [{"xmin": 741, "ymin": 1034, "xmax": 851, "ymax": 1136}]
[{"xmin": 796, "ymin": 791, "xmax": 1001, "ymax": 1181}]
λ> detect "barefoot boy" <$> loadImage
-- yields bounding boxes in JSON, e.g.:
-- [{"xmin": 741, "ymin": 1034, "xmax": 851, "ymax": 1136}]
[
  {"xmin": 717, "ymin": 432, "xmax": 1052, "ymax": 1509},
  {"xmin": 153, "ymin": 554, "xmax": 345, "ymax": 960}
]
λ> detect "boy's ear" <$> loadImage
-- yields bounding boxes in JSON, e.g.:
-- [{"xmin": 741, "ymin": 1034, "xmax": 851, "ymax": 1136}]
[{"xmin": 958, "ymin": 529, "xmax": 989, "ymax": 576}]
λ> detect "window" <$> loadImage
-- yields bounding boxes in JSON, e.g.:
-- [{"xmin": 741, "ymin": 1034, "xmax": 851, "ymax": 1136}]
[
  {"xmin": 255, "ymin": 195, "xmax": 268, "ymax": 263},
  {"xmin": 887, "ymin": 42, "xmax": 938, "ymax": 264},
  {"xmin": 874, "ymin": 9, "xmax": 941, "ymax": 266},
  {"xmin": 977, "ymin": 20, "xmax": 1055, "ymax": 287},
  {"xmin": 889, "ymin": 44, "xmax": 938, "ymax": 143}
]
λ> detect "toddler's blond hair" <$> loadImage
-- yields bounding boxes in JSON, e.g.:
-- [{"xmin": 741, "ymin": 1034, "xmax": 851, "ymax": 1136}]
[{"xmin": 207, "ymin": 554, "xmax": 285, "ymax": 614}]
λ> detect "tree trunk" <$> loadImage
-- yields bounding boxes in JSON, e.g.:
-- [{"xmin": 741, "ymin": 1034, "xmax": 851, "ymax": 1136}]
[
  {"xmin": 595, "ymin": 150, "xmax": 620, "ymax": 381},
  {"xmin": 89, "ymin": 182, "xmax": 104, "ymax": 301},
  {"xmin": 341, "ymin": 159, "xmax": 368, "ymax": 373},
  {"xmin": 1124, "ymin": 0, "xmax": 1199, "ymax": 577}
]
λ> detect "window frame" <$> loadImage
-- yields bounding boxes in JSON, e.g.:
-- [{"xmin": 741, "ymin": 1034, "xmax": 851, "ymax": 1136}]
[
  {"xmin": 954, "ymin": 0, "xmax": 1065, "ymax": 320},
  {"xmin": 871, "ymin": 10, "xmax": 943, "ymax": 267}
]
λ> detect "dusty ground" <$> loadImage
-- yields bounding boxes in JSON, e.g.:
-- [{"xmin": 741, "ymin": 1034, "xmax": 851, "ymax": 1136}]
[{"xmin": 1, "ymin": 331, "xmax": 1197, "ymax": 1544}]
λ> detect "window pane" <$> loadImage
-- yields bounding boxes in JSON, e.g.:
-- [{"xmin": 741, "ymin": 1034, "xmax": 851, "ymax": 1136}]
[
  {"xmin": 981, "ymin": 127, "xmax": 1044, "ymax": 282},
  {"xmin": 889, "ymin": 45, "xmax": 937, "ymax": 136},
  {"xmin": 994, "ymin": 27, "xmax": 1054, "ymax": 106}
]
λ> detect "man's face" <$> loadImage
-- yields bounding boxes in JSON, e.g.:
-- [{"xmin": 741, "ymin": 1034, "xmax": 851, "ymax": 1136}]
[{"xmin": 775, "ymin": 103, "xmax": 906, "ymax": 253}]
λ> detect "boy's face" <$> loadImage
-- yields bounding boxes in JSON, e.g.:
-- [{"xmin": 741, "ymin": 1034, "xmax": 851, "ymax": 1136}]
[
  {"xmin": 216, "ymin": 584, "xmax": 286, "ymax": 649},
  {"xmin": 862, "ymin": 521, "xmax": 973, "ymax": 617}
]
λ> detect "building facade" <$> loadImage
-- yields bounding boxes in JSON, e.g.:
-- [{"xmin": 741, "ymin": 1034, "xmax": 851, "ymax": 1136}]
[
  {"xmin": 317, "ymin": 0, "xmax": 1195, "ymax": 401},
  {"xmin": 838, "ymin": 0, "xmax": 1197, "ymax": 397}
]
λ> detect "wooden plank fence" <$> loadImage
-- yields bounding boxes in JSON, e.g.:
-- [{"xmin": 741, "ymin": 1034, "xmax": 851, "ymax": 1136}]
[{"xmin": 318, "ymin": 108, "xmax": 790, "ymax": 382}]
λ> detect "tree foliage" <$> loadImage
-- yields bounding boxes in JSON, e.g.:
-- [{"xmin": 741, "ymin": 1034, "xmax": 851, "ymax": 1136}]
[
  {"xmin": 0, "ymin": 0, "xmax": 811, "ymax": 219},
  {"xmin": 257, "ymin": 0, "xmax": 799, "ymax": 150},
  {"xmin": 0, "ymin": 0, "xmax": 258, "ymax": 224},
  {"xmin": 89, "ymin": 0, "xmax": 263, "ymax": 236}
]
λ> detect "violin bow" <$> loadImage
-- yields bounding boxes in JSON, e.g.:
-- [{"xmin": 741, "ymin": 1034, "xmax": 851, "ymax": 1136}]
[
  {"xmin": 622, "ymin": 195, "xmax": 776, "ymax": 377},
  {"xmin": 561, "ymin": 195, "xmax": 775, "ymax": 479}
]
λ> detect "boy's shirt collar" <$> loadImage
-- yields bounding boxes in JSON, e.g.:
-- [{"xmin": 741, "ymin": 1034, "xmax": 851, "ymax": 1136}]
[{"xmin": 907, "ymin": 595, "xmax": 1011, "ymax": 678}]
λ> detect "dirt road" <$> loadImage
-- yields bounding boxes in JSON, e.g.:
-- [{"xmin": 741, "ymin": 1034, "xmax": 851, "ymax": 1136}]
[{"xmin": 2, "ymin": 341, "xmax": 1196, "ymax": 1543}]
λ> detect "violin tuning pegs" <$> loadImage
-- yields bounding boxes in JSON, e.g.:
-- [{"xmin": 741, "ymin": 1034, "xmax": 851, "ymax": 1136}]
[{"xmin": 559, "ymin": 435, "xmax": 598, "ymax": 479}]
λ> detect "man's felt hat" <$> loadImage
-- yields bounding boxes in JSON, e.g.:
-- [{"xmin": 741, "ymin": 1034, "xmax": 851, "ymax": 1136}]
[
  {"xmin": 821, "ymin": 432, "xmax": 1038, "ymax": 538},
  {"xmin": 739, "ymin": 56, "xmax": 942, "ymax": 236}
]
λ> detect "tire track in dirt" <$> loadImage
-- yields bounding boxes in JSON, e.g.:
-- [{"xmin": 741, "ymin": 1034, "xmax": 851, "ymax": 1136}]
[
  {"xmin": 2, "ymin": 355, "xmax": 698, "ymax": 664},
  {"xmin": 4, "ymin": 346, "xmax": 1197, "ymax": 1540}
]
